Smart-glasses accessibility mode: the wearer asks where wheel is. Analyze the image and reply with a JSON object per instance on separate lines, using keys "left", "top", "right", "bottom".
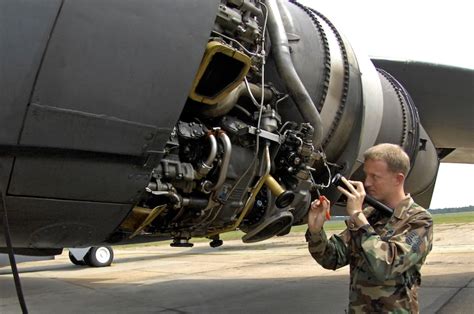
{"left": 69, "top": 251, "right": 86, "bottom": 266}
{"left": 84, "top": 246, "right": 114, "bottom": 267}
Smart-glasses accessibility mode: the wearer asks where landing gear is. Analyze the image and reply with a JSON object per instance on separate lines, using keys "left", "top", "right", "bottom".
{"left": 68, "top": 251, "right": 86, "bottom": 266}
{"left": 68, "top": 246, "right": 114, "bottom": 267}
{"left": 85, "top": 246, "right": 114, "bottom": 267}
{"left": 209, "top": 235, "right": 223, "bottom": 248}
{"left": 170, "top": 237, "right": 194, "bottom": 248}
{"left": 209, "top": 239, "right": 223, "bottom": 248}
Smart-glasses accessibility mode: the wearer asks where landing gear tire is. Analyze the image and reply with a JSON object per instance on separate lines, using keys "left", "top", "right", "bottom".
{"left": 84, "top": 246, "right": 114, "bottom": 267}
{"left": 68, "top": 251, "right": 86, "bottom": 266}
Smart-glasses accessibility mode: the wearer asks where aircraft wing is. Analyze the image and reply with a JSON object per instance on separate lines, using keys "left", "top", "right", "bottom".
{"left": 371, "top": 58, "right": 474, "bottom": 164}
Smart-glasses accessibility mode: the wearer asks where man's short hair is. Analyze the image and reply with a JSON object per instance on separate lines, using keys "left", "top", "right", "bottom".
{"left": 363, "top": 143, "right": 410, "bottom": 176}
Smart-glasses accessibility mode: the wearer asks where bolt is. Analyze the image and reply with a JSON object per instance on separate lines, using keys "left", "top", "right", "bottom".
{"left": 145, "top": 133, "right": 154, "bottom": 140}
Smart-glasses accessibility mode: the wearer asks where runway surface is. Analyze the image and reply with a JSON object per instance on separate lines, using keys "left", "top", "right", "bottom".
{"left": 1, "top": 224, "right": 473, "bottom": 313}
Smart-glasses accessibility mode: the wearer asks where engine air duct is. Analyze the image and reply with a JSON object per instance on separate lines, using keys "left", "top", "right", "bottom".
{"left": 189, "top": 41, "right": 252, "bottom": 105}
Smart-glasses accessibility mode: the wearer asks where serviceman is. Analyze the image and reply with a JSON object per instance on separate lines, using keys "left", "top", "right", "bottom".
{"left": 306, "top": 143, "right": 433, "bottom": 313}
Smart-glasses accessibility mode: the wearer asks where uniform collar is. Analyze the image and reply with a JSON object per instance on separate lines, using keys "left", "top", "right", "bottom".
{"left": 393, "top": 194, "right": 414, "bottom": 219}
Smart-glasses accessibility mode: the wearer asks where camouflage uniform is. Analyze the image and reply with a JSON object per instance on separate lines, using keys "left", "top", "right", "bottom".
{"left": 306, "top": 195, "right": 433, "bottom": 313}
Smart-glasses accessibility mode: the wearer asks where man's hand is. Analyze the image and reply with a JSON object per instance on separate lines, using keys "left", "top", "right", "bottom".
{"left": 308, "top": 196, "right": 330, "bottom": 234}
{"left": 337, "top": 177, "right": 365, "bottom": 217}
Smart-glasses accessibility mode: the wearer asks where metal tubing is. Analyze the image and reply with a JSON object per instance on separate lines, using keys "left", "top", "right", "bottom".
{"left": 147, "top": 190, "right": 182, "bottom": 208}
{"left": 206, "top": 144, "right": 271, "bottom": 237}
{"left": 266, "top": 0, "right": 323, "bottom": 147}
{"left": 276, "top": 0, "right": 296, "bottom": 36}
{"left": 200, "top": 82, "right": 273, "bottom": 118}
{"left": 265, "top": 175, "right": 285, "bottom": 196}
{"left": 205, "top": 134, "right": 218, "bottom": 167}
{"left": 210, "top": 131, "right": 232, "bottom": 191}
{"left": 243, "top": 81, "right": 273, "bottom": 102}
{"left": 232, "top": 0, "right": 263, "bottom": 17}
{"left": 197, "top": 133, "right": 218, "bottom": 176}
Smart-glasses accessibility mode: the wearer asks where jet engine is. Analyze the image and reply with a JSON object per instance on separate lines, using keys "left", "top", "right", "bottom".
{"left": 0, "top": 0, "right": 438, "bottom": 250}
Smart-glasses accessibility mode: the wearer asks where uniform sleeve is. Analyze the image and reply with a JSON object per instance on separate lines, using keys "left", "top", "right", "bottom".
{"left": 355, "top": 212, "right": 433, "bottom": 281}
{"left": 307, "top": 228, "right": 351, "bottom": 270}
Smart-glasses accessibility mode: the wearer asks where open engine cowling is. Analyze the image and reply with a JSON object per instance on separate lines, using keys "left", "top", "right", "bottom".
{"left": 0, "top": 0, "right": 438, "bottom": 249}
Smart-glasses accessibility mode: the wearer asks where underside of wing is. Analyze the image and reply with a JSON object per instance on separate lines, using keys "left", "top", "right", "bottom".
{"left": 372, "top": 58, "right": 474, "bottom": 164}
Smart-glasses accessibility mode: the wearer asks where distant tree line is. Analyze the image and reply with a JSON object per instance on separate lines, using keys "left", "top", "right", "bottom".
{"left": 329, "top": 205, "right": 474, "bottom": 220}
{"left": 331, "top": 205, "right": 474, "bottom": 220}
{"left": 428, "top": 205, "right": 474, "bottom": 214}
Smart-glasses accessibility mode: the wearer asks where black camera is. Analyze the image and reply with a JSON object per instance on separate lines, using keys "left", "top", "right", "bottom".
{"left": 331, "top": 173, "right": 393, "bottom": 216}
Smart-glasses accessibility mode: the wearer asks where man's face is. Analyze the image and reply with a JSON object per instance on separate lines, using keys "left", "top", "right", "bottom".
{"left": 363, "top": 159, "right": 400, "bottom": 202}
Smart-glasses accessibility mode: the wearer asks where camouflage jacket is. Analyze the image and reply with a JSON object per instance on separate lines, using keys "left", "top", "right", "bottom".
{"left": 306, "top": 195, "right": 433, "bottom": 313}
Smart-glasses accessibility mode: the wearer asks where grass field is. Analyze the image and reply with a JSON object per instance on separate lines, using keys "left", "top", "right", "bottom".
{"left": 217, "top": 212, "right": 474, "bottom": 241}
{"left": 431, "top": 211, "right": 474, "bottom": 224}
{"left": 122, "top": 211, "right": 474, "bottom": 247}
{"left": 205, "top": 212, "right": 474, "bottom": 241}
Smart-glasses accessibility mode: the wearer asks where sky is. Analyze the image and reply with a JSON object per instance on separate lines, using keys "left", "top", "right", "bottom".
{"left": 299, "top": 0, "right": 474, "bottom": 69}
{"left": 299, "top": 0, "right": 474, "bottom": 208}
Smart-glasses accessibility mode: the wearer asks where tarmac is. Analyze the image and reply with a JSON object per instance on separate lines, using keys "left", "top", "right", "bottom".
{"left": 1, "top": 226, "right": 473, "bottom": 313}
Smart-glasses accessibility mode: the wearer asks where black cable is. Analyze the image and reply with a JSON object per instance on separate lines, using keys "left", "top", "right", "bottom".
{"left": 1, "top": 189, "right": 28, "bottom": 313}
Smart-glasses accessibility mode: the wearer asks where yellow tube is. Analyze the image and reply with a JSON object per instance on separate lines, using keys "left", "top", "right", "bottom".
{"left": 265, "top": 175, "right": 285, "bottom": 197}
{"left": 120, "top": 206, "right": 152, "bottom": 231}
{"left": 129, "top": 205, "right": 167, "bottom": 239}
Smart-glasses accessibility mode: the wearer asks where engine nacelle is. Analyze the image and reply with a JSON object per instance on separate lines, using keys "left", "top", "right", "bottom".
{"left": 0, "top": 0, "right": 438, "bottom": 249}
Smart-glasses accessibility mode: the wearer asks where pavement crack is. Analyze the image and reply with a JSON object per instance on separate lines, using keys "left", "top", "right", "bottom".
{"left": 60, "top": 278, "right": 97, "bottom": 291}
{"left": 156, "top": 307, "right": 189, "bottom": 313}
{"left": 435, "top": 277, "right": 474, "bottom": 313}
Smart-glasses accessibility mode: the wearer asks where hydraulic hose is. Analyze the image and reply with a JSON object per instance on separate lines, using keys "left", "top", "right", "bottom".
{"left": 266, "top": 0, "right": 323, "bottom": 147}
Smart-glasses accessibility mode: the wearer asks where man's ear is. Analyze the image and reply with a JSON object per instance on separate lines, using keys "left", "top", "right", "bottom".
{"left": 395, "top": 173, "right": 405, "bottom": 186}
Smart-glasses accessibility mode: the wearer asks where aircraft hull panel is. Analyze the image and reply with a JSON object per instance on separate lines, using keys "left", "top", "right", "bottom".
{"left": 1, "top": 196, "right": 131, "bottom": 248}
{"left": 0, "top": 0, "right": 62, "bottom": 144}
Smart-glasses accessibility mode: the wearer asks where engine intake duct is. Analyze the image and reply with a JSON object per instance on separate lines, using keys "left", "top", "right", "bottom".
{"left": 189, "top": 41, "right": 251, "bottom": 105}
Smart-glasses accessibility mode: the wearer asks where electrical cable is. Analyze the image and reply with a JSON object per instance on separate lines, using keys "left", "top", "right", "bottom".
{"left": 210, "top": 31, "right": 262, "bottom": 57}
{"left": 244, "top": 77, "right": 262, "bottom": 109}
{"left": 216, "top": 1, "right": 269, "bottom": 214}
{"left": 1, "top": 189, "right": 28, "bottom": 313}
